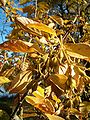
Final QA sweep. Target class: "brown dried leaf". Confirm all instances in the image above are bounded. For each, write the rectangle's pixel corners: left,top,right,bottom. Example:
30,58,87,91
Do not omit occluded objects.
22,5,35,14
22,113,37,118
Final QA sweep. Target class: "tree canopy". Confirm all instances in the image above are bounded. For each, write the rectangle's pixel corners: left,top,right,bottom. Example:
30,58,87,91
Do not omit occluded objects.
0,0,90,120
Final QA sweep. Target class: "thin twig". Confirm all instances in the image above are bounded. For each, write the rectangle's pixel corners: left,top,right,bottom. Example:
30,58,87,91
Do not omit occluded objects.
35,0,37,18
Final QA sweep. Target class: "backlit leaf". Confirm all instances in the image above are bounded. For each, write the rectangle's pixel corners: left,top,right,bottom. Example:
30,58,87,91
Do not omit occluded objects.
7,70,32,93
33,91,44,99
0,40,44,54
27,23,56,36
16,17,41,36
64,43,90,59
25,96,44,105
35,99,55,114
0,76,10,85
45,114,65,120
37,86,44,97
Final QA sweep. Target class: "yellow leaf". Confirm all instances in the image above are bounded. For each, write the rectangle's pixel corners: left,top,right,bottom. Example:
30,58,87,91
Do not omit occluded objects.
16,17,41,36
50,15,64,26
25,96,44,105
52,92,61,103
0,76,10,85
0,40,44,54
45,114,65,120
45,99,55,113
37,86,44,97
69,108,80,115
48,74,68,89
7,70,32,93
2,67,15,77
27,23,56,36
36,99,55,114
64,43,90,60
33,91,44,99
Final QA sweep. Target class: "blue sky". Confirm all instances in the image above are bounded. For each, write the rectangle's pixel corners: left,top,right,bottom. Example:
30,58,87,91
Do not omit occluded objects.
0,8,13,43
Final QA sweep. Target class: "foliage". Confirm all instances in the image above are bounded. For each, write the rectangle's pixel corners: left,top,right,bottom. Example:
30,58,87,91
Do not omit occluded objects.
0,0,90,120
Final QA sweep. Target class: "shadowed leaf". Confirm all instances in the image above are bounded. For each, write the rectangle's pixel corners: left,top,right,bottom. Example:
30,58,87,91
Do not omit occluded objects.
45,114,65,120
48,74,68,90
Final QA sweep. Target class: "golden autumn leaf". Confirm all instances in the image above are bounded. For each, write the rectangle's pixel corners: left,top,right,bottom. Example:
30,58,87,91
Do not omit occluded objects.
36,99,55,114
36,86,44,97
7,70,32,93
48,74,68,89
0,39,44,54
69,108,80,115
16,17,41,36
50,15,64,26
0,76,11,85
0,39,33,52
25,86,55,114
1,67,15,77
33,91,44,99
64,43,90,59
27,23,56,36
45,114,65,120
25,96,44,106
